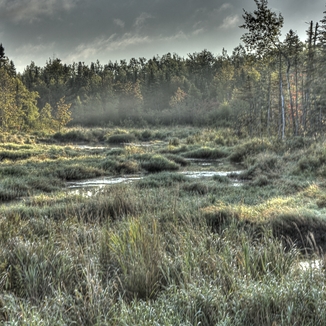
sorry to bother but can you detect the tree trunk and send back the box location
[279,53,285,139]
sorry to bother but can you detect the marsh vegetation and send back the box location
[1,127,326,325]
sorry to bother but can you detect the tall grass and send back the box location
[1,129,326,325]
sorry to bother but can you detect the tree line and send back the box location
[2,0,326,138]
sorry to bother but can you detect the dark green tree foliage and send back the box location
[240,0,284,55]
[0,43,6,68]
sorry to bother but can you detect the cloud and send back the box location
[134,12,153,27]
[64,33,152,62]
[11,41,56,70]
[220,15,240,29]
[192,28,205,36]
[114,19,125,28]
[219,3,232,11]
[13,41,56,55]
[161,31,188,42]
[0,0,79,23]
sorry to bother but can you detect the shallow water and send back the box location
[66,169,244,194]
[75,145,107,150]
[181,170,243,178]
[67,176,141,188]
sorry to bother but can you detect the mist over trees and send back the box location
[2,0,326,137]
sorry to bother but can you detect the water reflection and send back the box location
[66,170,244,194]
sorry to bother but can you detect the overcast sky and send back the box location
[0,0,325,72]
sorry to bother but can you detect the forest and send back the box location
[1,0,326,139]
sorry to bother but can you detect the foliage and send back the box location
[55,97,72,131]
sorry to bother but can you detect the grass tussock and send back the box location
[106,133,135,144]
[229,138,273,163]
[182,147,229,159]
[141,154,180,173]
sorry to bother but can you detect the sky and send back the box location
[0,0,325,72]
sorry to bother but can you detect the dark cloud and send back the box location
[0,0,324,72]
[0,0,79,23]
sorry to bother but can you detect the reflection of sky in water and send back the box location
[66,170,244,196]
[67,176,141,188]
[181,171,242,178]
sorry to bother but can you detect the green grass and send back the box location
[106,133,136,144]
[140,154,180,173]
[182,147,229,159]
[1,128,326,325]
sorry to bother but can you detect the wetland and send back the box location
[2,127,326,325]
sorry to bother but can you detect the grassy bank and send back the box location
[1,127,326,325]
